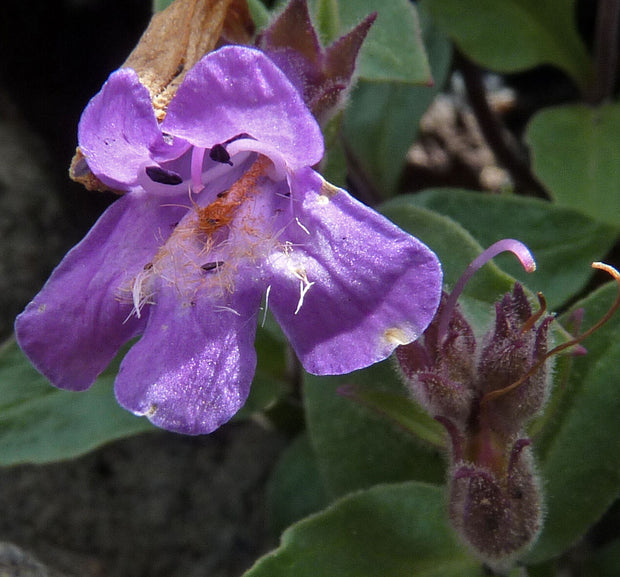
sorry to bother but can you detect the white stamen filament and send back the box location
[292,267,314,315]
[226,139,287,181]
[191,146,207,193]
[295,217,311,235]
[122,267,156,323]
[262,284,272,327]
[214,305,241,316]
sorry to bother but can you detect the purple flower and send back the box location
[15,46,442,434]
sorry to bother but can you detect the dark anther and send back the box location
[209,144,233,165]
[201,261,225,272]
[145,166,183,185]
[217,191,229,198]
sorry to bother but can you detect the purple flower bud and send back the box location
[396,249,620,568]
[396,240,547,566]
[449,439,542,570]
[396,294,475,421]
[478,286,554,437]
[257,0,376,124]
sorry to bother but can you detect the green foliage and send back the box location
[527,103,620,227]
[379,200,515,300]
[234,326,289,420]
[582,537,620,577]
[0,325,288,465]
[314,0,340,44]
[323,0,432,84]
[260,0,433,84]
[338,385,445,450]
[343,6,451,195]
[304,361,446,498]
[0,339,156,465]
[420,0,592,91]
[262,195,620,574]
[245,482,486,577]
[247,0,271,29]
[152,0,175,12]
[301,199,523,500]
[8,0,620,574]
[527,282,620,562]
[266,433,331,535]
[402,188,619,309]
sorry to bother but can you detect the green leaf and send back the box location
[244,482,484,577]
[527,103,620,227]
[421,0,593,91]
[403,188,619,309]
[266,433,331,536]
[309,0,431,83]
[247,0,271,30]
[315,0,340,44]
[348,0,430,83]
[342,7,451,195]
[526,281,620,562]
[152,0,174,12]
[305,361,446,498]
[338,385,445,449]
[0,338,155,465]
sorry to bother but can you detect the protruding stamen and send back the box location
[438,239,536,344]
[521,293,547,334]
[482,262,620,407]
[226,138,287,181]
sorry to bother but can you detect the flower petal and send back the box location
[78,68,186,190]
[266,169,443,374]
[15,191,187,390]
[162,46,324,170]
[114,279,262,435]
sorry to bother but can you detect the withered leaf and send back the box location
[124,0,254,120]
